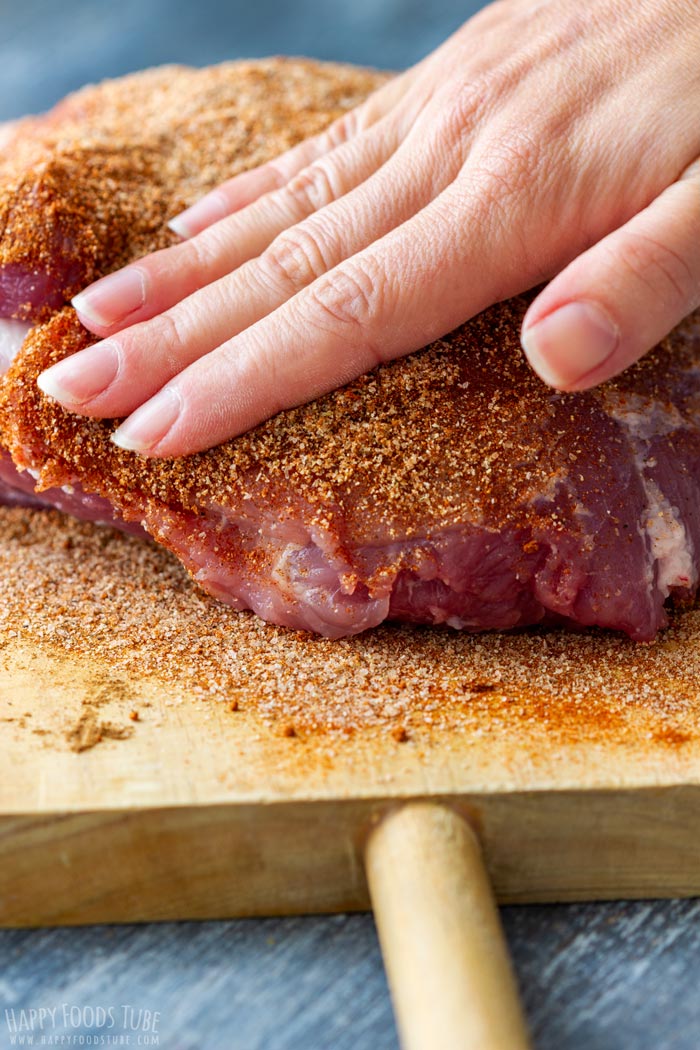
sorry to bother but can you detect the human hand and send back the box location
[37,0,700,456]
[0,122,16,149]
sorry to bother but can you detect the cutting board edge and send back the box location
[1,782,698,925]
[3,767,700,815]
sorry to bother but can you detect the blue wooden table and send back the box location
[1,1,699,1046]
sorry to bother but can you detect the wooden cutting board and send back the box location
[2,505,700,927]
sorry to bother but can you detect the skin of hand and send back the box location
[37,0,700,457]
[0,123,16,149]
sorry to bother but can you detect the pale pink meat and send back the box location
[0,319,144,536]
[5,308,700,641]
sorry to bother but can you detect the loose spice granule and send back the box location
[0,59,385,319]
[1,507,700,751]
[2,57,699,608]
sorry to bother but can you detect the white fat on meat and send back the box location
[0,319,30,376]
[0,317,692,603]
[641,478,695,596]
[606,391,697,596]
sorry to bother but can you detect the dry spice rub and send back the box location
[0,59,700,642]
[1,506,699,749]
[0,59,384,319]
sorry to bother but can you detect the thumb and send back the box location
[521,159,700,390]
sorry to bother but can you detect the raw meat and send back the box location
[0,321,143,534]
[1,60,700,641]
[0,61,383,322]
[0,447,143,535]
[3,300,700,642]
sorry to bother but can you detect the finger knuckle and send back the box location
[438,65,517,145]
[470,128,545,205]
[146,309,192,370]
[440,80,487,142]
[179,230,222,272]
[615,230,697,305]
[323,110,360,149]
[307,259,387,347]
[285,161,341,214]
[251,160,288,192]
[451,129,545,265]
[261,224,330,292]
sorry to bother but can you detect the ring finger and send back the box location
[72,116,403,335]
[40,132,461,417]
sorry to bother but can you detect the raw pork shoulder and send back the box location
[0,61,382,322]
[3,300,700,642]
[1,60,700,641]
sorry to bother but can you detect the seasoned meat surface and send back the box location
[1,59,700,640]
[0,60,383,321]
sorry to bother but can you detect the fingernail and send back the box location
[522,301,619,388]
[37,342,120,405]
[72,267,146,327]
[111,386,182,453]
[168,191,227,239]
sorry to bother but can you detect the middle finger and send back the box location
[40,128,461,417]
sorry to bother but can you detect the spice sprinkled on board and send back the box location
[1,507,700,757]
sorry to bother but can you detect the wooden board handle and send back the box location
[365,801,531,1050]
